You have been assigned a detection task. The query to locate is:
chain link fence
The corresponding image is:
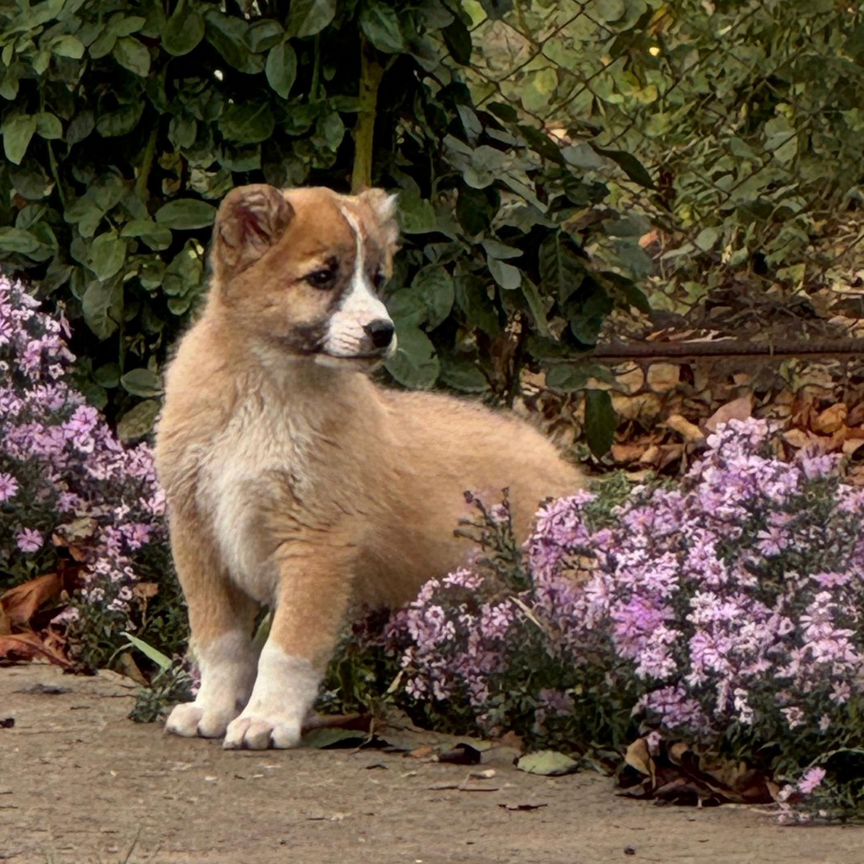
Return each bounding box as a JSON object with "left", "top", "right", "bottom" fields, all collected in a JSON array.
[{"left": 453, "top": 0, "right": 864, "bottom": 470}]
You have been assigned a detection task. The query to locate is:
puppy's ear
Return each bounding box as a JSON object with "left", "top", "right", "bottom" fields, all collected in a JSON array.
[
  {"left": 358, "top": 188, "right": 399, "bottom": 251},
  {"left": 215, "top": 184, "right": 294, "bottom": 273}
]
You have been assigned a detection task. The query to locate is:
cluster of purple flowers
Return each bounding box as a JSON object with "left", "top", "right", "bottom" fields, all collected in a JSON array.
[
  {"left": 0, "top": 276, "right": 166, "bottom": 633},
  {"left": 390, "top": 416, "right": 864, "bottom": 795}
]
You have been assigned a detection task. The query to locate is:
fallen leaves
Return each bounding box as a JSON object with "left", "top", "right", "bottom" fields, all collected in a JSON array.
[
  {"left": 516, "top": 750, "right": 580, "bottom": 777},
  {"left": 0, "top": 573, "right": 72, "bottom": 668},
  {"left": 619, "top": 734, "right": 776, "bottom": 806}
]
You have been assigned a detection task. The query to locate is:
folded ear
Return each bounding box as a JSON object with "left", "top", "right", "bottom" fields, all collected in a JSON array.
[
  {"left": 358, "top": 188, "right": 399, "bottom": 251},
  {"left": 215, "top": 184, "right": 294, "bottom": 273}
]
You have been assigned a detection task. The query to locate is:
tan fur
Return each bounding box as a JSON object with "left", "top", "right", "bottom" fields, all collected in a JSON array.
[{"left": 155, "top": 184, "right": 585, "bottom": 749}]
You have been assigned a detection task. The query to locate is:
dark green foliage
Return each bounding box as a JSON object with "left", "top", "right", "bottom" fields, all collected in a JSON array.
[{"left": 0, "top": 0, "right": 644, "bottom": 448}]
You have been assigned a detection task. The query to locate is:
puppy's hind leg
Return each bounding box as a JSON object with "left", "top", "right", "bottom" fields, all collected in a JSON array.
[
  {"left": 223, "top": 548, "right": 353, "bottom": 750},
  {"left": 164, "top": 520, "right": 260, "bottom": 740}
]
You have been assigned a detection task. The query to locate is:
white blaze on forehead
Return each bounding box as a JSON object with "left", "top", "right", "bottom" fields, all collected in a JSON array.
[{"left": 327, "top": 207, "right": 390, "bottom": 356}]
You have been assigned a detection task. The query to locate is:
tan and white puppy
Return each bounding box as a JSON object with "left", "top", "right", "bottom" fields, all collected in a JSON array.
[{"left": 155, "top": 184, "right": 584, "bottom": 750}]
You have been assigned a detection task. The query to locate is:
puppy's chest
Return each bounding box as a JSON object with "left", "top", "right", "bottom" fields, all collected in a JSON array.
[{"left": 198, "top": 400, "right": 313, "bottom": 586}]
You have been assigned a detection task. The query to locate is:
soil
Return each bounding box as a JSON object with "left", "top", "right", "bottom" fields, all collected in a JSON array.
[{"left": 0, "top": 665, "right": 861, "bottom": 864}]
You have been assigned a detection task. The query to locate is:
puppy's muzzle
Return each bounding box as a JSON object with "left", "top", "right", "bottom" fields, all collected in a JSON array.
[{"left": 363, "top": 319, "right": 395, "bottom": 352}]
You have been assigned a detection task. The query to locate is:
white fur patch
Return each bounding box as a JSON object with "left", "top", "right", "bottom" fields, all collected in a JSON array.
[
  {"left": 165, "top": 630, "right": 258, "bottom": 739},
  {"left": 198, "top": 387, "right": 315, "bottom": 604},
  {"left": 323, "top": 209, "right": 394, "bottom": 359},
  {"left": 223, "top": 644, "right": 321, "bottom": 749}
]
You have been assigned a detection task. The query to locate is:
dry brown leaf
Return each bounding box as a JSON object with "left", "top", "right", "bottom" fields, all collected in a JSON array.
[
  {"left": 0, "top": 631, "right": 72, "bottom": 668},
  {"left": 647, "top": 363, "right": 680, "bottom": 394},
  {"left": 812, "top": 403, "right": 848, "bottom": 435},
  {"left": 666, "top": 414, "right": 704, "bottom": 443},
  {"left": 704, "top": 394, "right": 753, "bottom": 432},
  {"left": 0, "top": 574, "right": 62, "bottom": 628},
  {"left": 638, "top": 444, "right": 661, "bottom": 466},
  {"left": 624, "top": 738, "right": 655, "bottom": 785},
  {"left": 843, "top": 438, "right": 864, "bottom": 457},
  {"left": 611, "top": 393, "right": 663, "bottom": 423},
  {"left": 782, "top": 428, "right": 811, "bottom": 449},
  {"left": 611, "top": 444, "right": 648, "bottom": 464},
  {"left": 132, "top": 582, "right": 159, "bottom": 600},
  {"left": 657, "top": 444, "right": 684, "bottom": 470}
]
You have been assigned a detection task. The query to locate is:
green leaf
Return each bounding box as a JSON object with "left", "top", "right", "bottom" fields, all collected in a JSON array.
[
  {"left": 385, "top": 324, "right": 440, "bottom": 389},
  {"left": 113, "top": 36, "right": 151, "bottom": 76},
  {"left": 594, "top": 146, "right": 655, "bottom": 188},
  {"left": 317, "top": 111, "right": 345, "bottom": 150},
  {"left": 117, "top": 399, "right": 161, "bottom": 441},
  {"left": 109, "top": 15, "right": 147, "bottom": 37},
  {"left": 539, "top": 232, "right": 585, "bottom": 303},
  {"left": 121, "top": 219, "right": 172, "bottom": 251},
  {"left": 122, "top": 632, "right": 172, "bottom": 671},
  {"left": 2, "top": 115, "right": 37, "bottom": 165},
  {"left": 265, "top": 40, "right": 297, "bottom": 99},
  {"left": 399, "top": 191, "right": 437, "bottom": 234},
  {"left": 694, "top": 226, "right": 721, "bottom": 252},
  {"left": 585, "top": 389, "right": 616, "bottom": 458},
  {"left": 439, "top": 356, "right": 489, "bottom": 393},
  {"left": 442, "top": 19, "right": 472, "bottom": 65},
  {"left": 0, "top": 227, "right": 40, "bottom": 254},
  {"left": 88, "top": 233, "right": 127, "bottom": 281},
  {"left": 479, "top": 0, "right": 514, "bottom": 19},
  {"left": 516, "top": 751, "right": 579, "bottom": 776},
  {"left": 51, "top": 35, "right": 85, "bottom": 59},
  {"left": 206, "top": 12, "right": 261, "bottom": 73},
  {"left": 546, "top": 364, "right": 591, "bottom": 392},
  {"left": 220, "top": 102, "right": 275, "bottom": 144},
  {"left": 67, "top": 111, "right": 95, "bottom": 146},
  {"left": 89, "top": 28, "right": 118, "bottom": 59},
  {"left": 120, "top": 368, "right": 163, "bottom": 398},
  {"left": 482, "top": 239, "right": 522, "bottom": 260},
  {"left": 96, "top": 103, "right": 144, "bottom": 138},
  {"left": 456, "top": 186, "right": 498, "bottom": 235},
  {"left": 247, "top": 19, "right": 284, "bottom": 52},
  {"left": 406, "top": 265, "right": 455, "bottom": 329},
  {"left": 519, "top": 278, "right": 551, "bottom": 337},
  {"left": 35, "top": 112, "right": 62, "bottom": 140},
  {"left": 360, "top": 2, "right": 405, "bottom": 54},
  {"left": 164, "top": 2, "right": 205, "bottom": 56},
  {"left": 487, "top": 257, "right": 521, "bottom": 291},
  {"left": 155, "top": 199, "right": 217, "bottom": 230},
  {"left": 82, "top": 278, "right": 123, "bottom": 340},
  {"left": 94, "top": 363, "right": 120, "bottom": 388},
  {"left": 286, "top": 0, "right": 337, "bottom": 37}
]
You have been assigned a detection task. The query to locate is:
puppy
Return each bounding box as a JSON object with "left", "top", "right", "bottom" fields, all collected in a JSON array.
[{"left": 154, "top": 184, "right": 584, "bottom": 749}]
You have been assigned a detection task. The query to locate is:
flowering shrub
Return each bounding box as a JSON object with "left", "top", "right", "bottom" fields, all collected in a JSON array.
[
  {"left": 387, "top": 420, "right": 864, "bottom": 815},
  {"left": 0, "top": 276, "right": 183, "bottom": 667}
]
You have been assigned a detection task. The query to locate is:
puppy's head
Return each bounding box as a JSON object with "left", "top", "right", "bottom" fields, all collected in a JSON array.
[{"left": 211, "top": 184, "right": 399, "bottom": 368}]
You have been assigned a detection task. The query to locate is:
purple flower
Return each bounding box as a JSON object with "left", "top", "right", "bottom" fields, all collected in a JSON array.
[
  {"left": 797, "top": 767, "right": 826, "bottom": 796},
  {"left": 0, "top": 471, "right": 18, "bottom": 502},
  {"left": 16, "top": 528, "right": 44, "bottom": 553}
]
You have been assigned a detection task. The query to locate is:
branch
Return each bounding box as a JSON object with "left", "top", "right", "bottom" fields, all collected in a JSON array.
[
  {"left": 351, "top": 39, "right": 384, "bottom": 193},
  {"left": 590, "top": 339, "right": 864, "bottom": 363}
]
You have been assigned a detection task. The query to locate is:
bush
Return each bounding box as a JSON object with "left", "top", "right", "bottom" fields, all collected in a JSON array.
[
  {"left": 385, "top": 418, "right": 864, "bottom": 816},
  {"left": 0, "top": 275, "right": 183, "bottom": 668},
  {"left": 0, "top": 0, "right": 651, "bottom": 452}
]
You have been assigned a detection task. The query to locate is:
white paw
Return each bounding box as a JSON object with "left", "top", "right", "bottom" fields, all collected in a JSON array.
[
  {"left": 165, "top": 701, "right": 238, "bottom": 739},
  {"left": 223, "top": 713, "right": 302, "bottom": 750}
]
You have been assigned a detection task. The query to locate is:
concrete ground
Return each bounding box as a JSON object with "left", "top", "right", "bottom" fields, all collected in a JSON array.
[{"left": 0, "top": 664, "right": 861, "bottom": 864}]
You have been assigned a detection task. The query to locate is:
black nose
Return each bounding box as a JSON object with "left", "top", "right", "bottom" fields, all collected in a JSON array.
[{"left": 363, "top": 319, "right": 394, "bottom": 349}]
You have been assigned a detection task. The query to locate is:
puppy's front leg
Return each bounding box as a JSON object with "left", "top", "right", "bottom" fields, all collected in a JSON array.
[
  {"left": 223, "top": 550, "right": 353, "bottom": 750},
  {"left": 164, "top": 521, "right": 260, "bottom": 739}
]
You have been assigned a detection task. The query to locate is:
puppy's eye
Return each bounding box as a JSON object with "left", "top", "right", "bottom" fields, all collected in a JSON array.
[
  {"left": 306, "top": 268, "right": 335, "bottom": 288},
  {"left": 372, "top": 271, "right": 386, "bottom": 290}
]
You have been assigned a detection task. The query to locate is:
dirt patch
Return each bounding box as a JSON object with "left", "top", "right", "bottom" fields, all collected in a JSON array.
[{"left": 0, "top": 665, "right": 861, "bottom": 864}]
